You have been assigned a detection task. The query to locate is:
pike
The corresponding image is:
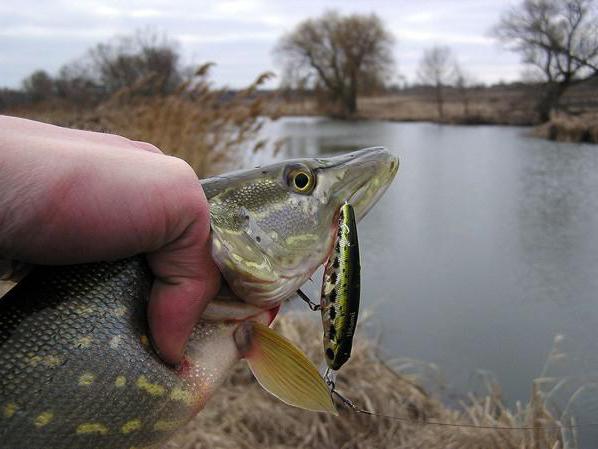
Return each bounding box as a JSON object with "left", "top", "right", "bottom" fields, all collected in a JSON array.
[{"left": 0, "top": 147, "right": 399, "bottom": 449}]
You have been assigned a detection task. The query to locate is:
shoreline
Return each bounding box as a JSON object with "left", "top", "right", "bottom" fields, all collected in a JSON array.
[
  {"left": 270, "top": 88, "right": 598, "bottom": 144},
  {"left": 272, "top": 110, "right": 598, "bottom": 144}
]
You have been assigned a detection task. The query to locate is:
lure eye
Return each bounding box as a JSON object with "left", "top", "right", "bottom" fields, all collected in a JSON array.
[{"left": 288, "top": 168, "right": 315, "bottom": 194}]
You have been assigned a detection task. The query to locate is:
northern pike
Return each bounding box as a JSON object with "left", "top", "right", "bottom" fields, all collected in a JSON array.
[{"left": 0, "top": 147, "right": 398, "bottom": 449}]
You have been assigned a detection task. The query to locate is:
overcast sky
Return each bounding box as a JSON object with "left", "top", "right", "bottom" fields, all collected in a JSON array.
[{"left": 0, "top": 0, "right": 523, "bottom": 89}]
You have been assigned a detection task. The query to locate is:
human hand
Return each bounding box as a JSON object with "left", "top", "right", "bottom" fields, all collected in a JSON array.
[{"left": 0, "top": 115, "right": 221, "bottom": 365}]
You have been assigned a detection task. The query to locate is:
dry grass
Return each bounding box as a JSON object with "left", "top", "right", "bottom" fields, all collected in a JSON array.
[
  {"left": 274, "top": 84, "right": 598, "bottom": 143},
  {"left": 274, "top": 87, "right": 539, "bottom": 127},
  {"left": 167, "top": 312, "right": 571, "bottom": 449},
  {"left": 532, "top": 112, "right": 598, "bottom": 144},
  {"left": 6, "top": 64, "right": 278, "bottom": 177},
  {"left": 356, "top": 93, "right": 536, "bottom": 126}
]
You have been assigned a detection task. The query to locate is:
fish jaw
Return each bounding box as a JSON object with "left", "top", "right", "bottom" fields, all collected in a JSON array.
[{"left": 204, "top": 147, "right": 398, "bottom": 307}]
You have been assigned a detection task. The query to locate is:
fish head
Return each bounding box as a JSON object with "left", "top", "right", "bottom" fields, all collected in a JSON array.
[{"left": 202, "top": 147, "right": 398, "bottom": 306}]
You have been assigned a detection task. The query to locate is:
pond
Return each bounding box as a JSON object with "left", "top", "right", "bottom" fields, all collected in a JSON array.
[{"left": 258, "top": 116, "right": 598, "bottom": 443}]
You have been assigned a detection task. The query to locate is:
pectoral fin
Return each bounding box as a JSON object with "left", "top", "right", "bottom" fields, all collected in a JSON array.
[{"left": 234, "top": 321, "right": 337, "bottom": 414}]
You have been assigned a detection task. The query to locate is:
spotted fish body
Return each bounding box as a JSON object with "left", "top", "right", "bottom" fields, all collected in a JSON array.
[
  {"left": 0, "top": 148, "right": 398, "bottom": 449},
  {"left": 321, "top": 203, "right": 360, "bottom": 371},
  {"left": 0, "top": 257, "right": 259, "bottom": 449}
]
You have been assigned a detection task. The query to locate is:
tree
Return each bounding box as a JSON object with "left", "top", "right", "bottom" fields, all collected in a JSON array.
[
  {"left": 417, "top": 46, "right": 456, "bottom": 119},
  {"left": 275, "top": 11, "right": 395, "bottom": 117},
  {"left": 491, "top": 0, "right": 598, "bottom": 121},
  {"left": 453, "top": 63, "right": 475, "bottom": 118},
  {"left": 88, "top": 29, "right": 182, "bottom": 96},
  {"left": 22, "top": 70, "right": 54, "bottom": 102}
]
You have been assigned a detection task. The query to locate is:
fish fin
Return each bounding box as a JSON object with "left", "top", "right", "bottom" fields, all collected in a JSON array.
[{"left": 234, "top": 321, "right": 337, "bottom": 415}]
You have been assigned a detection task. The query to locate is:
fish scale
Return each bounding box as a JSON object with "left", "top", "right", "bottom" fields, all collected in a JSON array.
[{"left": 0, "top": 257, "right": 198, "bottom": 449}]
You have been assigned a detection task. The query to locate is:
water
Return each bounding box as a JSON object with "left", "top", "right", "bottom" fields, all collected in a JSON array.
[{"left": 258, "top": 116, "right": 598, "bottom": 442}]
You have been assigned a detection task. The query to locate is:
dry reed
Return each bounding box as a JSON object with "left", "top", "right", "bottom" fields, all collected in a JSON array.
[
  {"left": 532, "top": 112, "right": 598, "bottom": 144},
  {"left": 274, "top": 88, "right": 539, "bottom": 127},
  {"left": 167, "top": 312, "right": 571, "bottom": 449},
  {"left": 6, "top": 64, "right": 278, "bottom": 177}
]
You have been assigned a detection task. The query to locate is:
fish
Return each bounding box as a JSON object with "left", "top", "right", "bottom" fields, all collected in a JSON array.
[
  {"left": 0, "top": 147, "right": 399, "bottom": 449},
  {"left": 321, "top": 202, "right": 360, "bottom": 371}
]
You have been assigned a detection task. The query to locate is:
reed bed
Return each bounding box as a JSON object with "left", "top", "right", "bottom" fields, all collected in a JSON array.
[
  {"left": 167, "top": 312, "right": 572, "bottom": 449},
  {"left": 6, "top": 64, "right": 278, "bottom": 177},
  {"left": 532, "top": 112, "right": 598, "bottom": 144},
  {"left": 274, "top": 89, "right": 539, "bottom": 126}
]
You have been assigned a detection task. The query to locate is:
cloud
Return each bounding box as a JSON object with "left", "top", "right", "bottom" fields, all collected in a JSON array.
[{"left": 0, "top": 0, "right": 521, "bottom": 88}]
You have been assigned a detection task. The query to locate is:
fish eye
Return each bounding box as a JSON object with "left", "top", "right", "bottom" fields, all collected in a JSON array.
[{"left": 287, "top": 168, "right": 315, "bottom": 194}]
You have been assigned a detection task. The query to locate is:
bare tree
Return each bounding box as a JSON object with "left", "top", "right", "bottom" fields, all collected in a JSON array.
[
  {"left": 54, "top": 59, "right": 103, "bottom": 105},
  {"left": 417, "top": 46, "right": 456, "bottom": 119},
  {"left": 275, "top": 11, "right": 395, "bottom": 117},
  {"left": 88, "top": 29, "right": 182, "bottom": 95},
  {"left": 22, "top": 70, "right": 54, "bottom": 102},
  {"left": 491, "top": 0, "right": 598, "bottom": 121},
  {"left": 453, "top": 63, "right": 475, "bottom": 118}
]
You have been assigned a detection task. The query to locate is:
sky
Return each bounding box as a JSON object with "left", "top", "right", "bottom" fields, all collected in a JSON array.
[{"left": 0, "top": 0, "right": 524, "bottom": 89}]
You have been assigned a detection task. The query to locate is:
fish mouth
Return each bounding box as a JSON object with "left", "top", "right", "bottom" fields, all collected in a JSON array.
[{"left": 320, "top": 147, "right": 399, "bottom": 222}]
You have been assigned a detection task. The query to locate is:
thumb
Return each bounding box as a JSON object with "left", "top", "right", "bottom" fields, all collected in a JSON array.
[{"left": 146, "top": 199, "right": 221, "bottom": 366}]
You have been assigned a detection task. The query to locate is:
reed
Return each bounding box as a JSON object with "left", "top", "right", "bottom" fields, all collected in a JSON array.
[
  {"left": 5, "top": 65, "right": 277, "bottom": 177},
  {"left": 532, "top": 112, "right": 598, "bottom": 144},
  {"left": 168, "top": 312, "right": 571, "bottom": 449}
]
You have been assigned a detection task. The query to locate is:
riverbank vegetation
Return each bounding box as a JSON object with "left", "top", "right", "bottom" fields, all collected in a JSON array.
[
  {"left": 0, "top": 32, "right": 274, "bottom": 177},
  {"left": 274, "top": 77, "right": 598, "bottom": 137},
  {"left": 271, "top": 0, "right": 598, "bottom": 142},
  {"left": 3, "top": 1, "right": 598, "bottom": 143},
  {"left": 169, "top": 313, "right": 573, "bottom": 449}
]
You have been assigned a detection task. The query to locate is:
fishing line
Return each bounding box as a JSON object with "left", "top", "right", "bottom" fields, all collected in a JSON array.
[
  {"left": 327, "top": 381, "right": 593, "bottom": 431},
  {"left": 297, "top": 288, "right": 321, "bottom": 311}
]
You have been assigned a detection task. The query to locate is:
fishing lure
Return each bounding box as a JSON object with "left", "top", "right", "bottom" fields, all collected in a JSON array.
[
  {"left": 320, "top": 202, "right": 360, "bottom": 371},
  {"left": 298, "top": 202, "right": 361, "bottom": 372}
]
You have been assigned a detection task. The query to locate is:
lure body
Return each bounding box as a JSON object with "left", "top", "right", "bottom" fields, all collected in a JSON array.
[{"left": 320, "top": 203, "right": 360, "bottom": 371}]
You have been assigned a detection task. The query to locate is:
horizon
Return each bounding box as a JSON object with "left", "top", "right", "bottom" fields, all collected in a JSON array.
[{"left": 0, "top": 0, "right": 523, "bottom": 90}]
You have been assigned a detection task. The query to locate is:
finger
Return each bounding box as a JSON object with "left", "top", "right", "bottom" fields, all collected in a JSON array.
[{"left": 148, "top": 271, "right": 220, "bottom": 365}]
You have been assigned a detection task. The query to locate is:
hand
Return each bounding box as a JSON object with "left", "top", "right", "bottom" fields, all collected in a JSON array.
[{"left": 0, "top": 115, "right": 221, "bottom": 365}]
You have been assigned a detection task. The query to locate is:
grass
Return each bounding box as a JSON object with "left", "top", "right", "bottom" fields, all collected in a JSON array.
[
  {"left": 532, "top": 112, "right": 598, "bottom": 144},
  {"left": 166, "top": 312, "right": 572, "bottom": 449},
  {"left": 275, "top": 86, "right": 540, "bottom": 126},
  {"left": 4, "top": 64, "right": 277, "bottom": 177},
  {"left": 274, "top": 83, "right": 598, "bottom": 143}
]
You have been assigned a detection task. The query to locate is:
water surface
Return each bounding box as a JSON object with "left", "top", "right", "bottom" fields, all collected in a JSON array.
[{"left": 258, "top": 117, "right": 598, "bottom": 442}]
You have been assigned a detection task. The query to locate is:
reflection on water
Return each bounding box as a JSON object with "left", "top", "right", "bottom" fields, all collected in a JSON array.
[{"left": 258, "top": 117, "right": 598, "bottom": 445}]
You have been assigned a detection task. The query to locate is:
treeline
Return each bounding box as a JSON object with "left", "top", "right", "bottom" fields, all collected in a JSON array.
[
  {"left": 275, "top": 0, "right": 598, "bottom": 121},
  {"left": 0, "top": 30, "right": 184, "bottom": 110},
  {"left": 3, "top": 0, "right": 598, "bottom": 125}
]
